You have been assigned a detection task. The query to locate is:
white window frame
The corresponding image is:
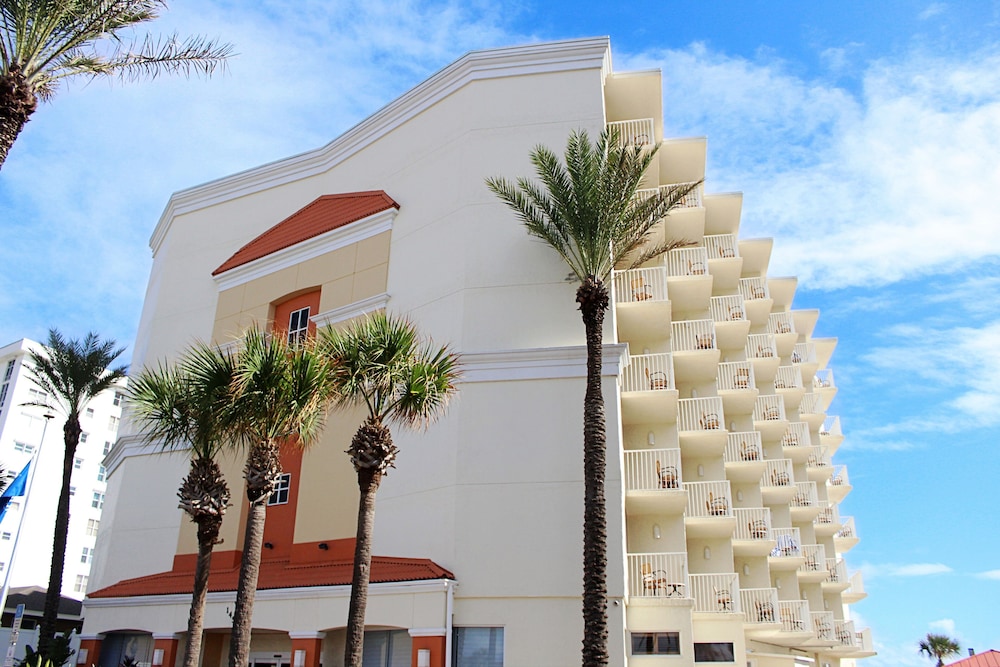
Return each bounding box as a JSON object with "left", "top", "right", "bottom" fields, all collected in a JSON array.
[{"left": 267, "top": 473, "right": 292, "bottom": 506}]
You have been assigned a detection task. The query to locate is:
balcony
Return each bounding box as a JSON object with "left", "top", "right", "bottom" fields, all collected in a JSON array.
[
  {"left": 797, "top": 544, "right": 828, "bottom": 583},
  {"left": 620, "top": 353, "right": 677, "bottom": 424},
  {"left": 855, "top": 627, "right": 877, "bottom": 657},
  {"left": 769, "top": 527, "right": 804, "bottom": 569},
  {"left": 761, "top": 459, "right": 796, "bottom": 503},
  {"left": 768, "top": 312, "right": 798, "bottom": 357},
  {"left": 690, "top": 572, "right": 741, "bottom": 613},
  {"left": 792, "top": 341, "right": 817, "bottom": 368},
  {"left": 746, "top": 334, "right": 780, "bottom": 382},
  {"left": 709, "top": 294, "right": 750, "bottom": 350},
  {"left": 775, "top": 600, "right": 812, "bottom": 641},
  {"left": 780, "top": 422, "right": 812, "bottom": 455},
  {"left": 685, "top": 480, "right": 736, "bottom": 537},
  {"left": 635, "top": 183, "right": 705, "bottom": 254},
  {"left": 733, "top": 507, "right": 775, "bottom": 556},
  {"left": 833, "top": 619, "right": 858, "bottom": 651},
  {"left": 805, "top": 447, "right": 833, "bottom": 482},
  {"left": 627, "top": 552, "right": 689, "bottom": 601},
  {"left": 819, "top": 415, "right": 844, "bottom": 452},
  {"left": 814, "top": 503, "right": 842, "bottom": 536},
  {"left": 843, "top": 570, "right": 868, "bottom": 603},
  {"left": 813, "top": 368, "right": 836, "bottom": 392},
  {"left": 671, "top": 319, "right": 720, "bottom": 380},
  {"left": 678, "top": 397, "right": 726, "bottom": 455},
  {"left": 723, "top": 431, "right": 765, "bottom": 482},
  {"left": 717, "top": 361, "right": 758, "bottom": 414},
  {"left": 705, "top": 233, "right": 742, "bottom": 291},
  {"left": 739, "top": 277, "right": 773, "bottom": 326},
  {"left": 741, "top": 587, "right": 780, "bottom": 628},
  {"left": 607, "top": 118, "right": 654, "bottom": 148},
  {"left": 797, "top": 393, "right": 826, "bottom": 429},
  {"left": 624, "top": 448, "right": 687, "bottom": 515},
  {"left": 636, "top": 182, "right": 702, "bottom": 210},
  {"left": 811, "top": 611, "right": 838, "bottom": 646},
  {"left": 790, "top": 482, "right": 820, "bottom": 521},
  {"left": 753, "top": 394, "right": 788, "bottom": 439},
  {"left": 828, "top": 466, "right": 852, "bottom": 502},
  {"left": 665, "top": 247, "right": 712, "bottom": 311},
  {"left": 612, "top": 267, "right": 670, "bottom": 342},
  {"left": 834, "top": 516, "right": 860, "bottom": 552},
  {"left": 823, "top": 558, "right": 851, "bottom": 593}
]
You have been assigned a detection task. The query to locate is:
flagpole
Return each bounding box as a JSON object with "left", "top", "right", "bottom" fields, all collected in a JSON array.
[{"left": 0, "top": 412, "right": 54, "bottom": 625}]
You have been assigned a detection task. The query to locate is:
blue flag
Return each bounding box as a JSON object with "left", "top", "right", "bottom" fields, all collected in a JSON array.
[{"left": 0, "top": 461, "right": 31, "bottom": 523}]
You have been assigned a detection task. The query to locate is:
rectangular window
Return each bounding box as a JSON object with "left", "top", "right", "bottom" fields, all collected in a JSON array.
[
  {"left": 80, "top": 432, "right": 89, "bottom": 444},
  {"left": 0, "top": 562, "right": 5, "bottom": 572},
  {"left": 267, "top": 473, "right": 291, "bottom": 506},
  {"left": 27, "top": 387, "right": 47, "bottom": 402},
  {"left": 97, "top": 465, "right": 106, "bottom": 482},
  {"left": 86, "top": 519, "right": 100, "bottom": 536},
  {"left": 1, "top": 533, "right": 10, "bottom": 541},
  {"left": 92, "top": 492, "right": 104, "bottom": 509},
  {"left": 81, "top": 547, "right": 93, "bottom": 564},
  {"left": 0, "top": 384, "right": 9, "bottom": 409},
  {"left": 74, "top": 457, "right": 83, "bottom": 469},
  {"left": 453, "top": 628, "right": 504, "bottom": 667},
  {"left": 694, "top": 642, "right": 735, "bottom": 662},
  {"left": 113, "top": 392, "right": 124, "bottom": 407},
  {"left": 13, "top": 441, "right": 34, "bottom": 454},
  {"left": 74, "top": 575, "right": 88, "bottom": 592},
  {"left": 631, "top": 632, "right": 681, "bottom": 656},
  {"left": 287, "top": 307, "right": 310, "bottom": 345},
  {"left": 69, "top": 486, "right": 76, "bottom": 496},
  {"left": 2, "top": 360, "right": 13, "bottom": 382},
  {"left": 108, "top": 415, "right": 120, "bottom": 430},
  {"left": 362, "top": 629, "right": 411, "bottom": 667},
  {"left": 103, "top": 441, "right": 112, "bottom": 456},
  {"left": 85, "top": 408, "right": 94, "bottom": 418}
]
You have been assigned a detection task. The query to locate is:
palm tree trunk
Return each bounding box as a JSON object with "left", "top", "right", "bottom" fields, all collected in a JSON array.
[
  {"left": 228, "top": 500, "right": 266, "bottom": 667},
  {"left": 0, "top": 67, "right": 37, "bottom": 170},
  {"left": 38, "top": 418, "right": 81, "bottom": 660},
  {"left": 577, "top": 277, "right": 609, "bottom": 667},
  {"left": 184, "top": 517, "right": 222, "bottom": 667},
  {"left": 343, "top": 466, "right": 381, "bottom": 667}
]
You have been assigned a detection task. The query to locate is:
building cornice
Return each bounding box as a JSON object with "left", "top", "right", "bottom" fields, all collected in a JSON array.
[
  {"left": 458, "top": 343, "right": 627, "bottom": 383},
  {"left": 149, "top": 37, "right": 611, "bottom": 256},
  {"left": 311, "top": 292, "right": 390, "bottom": 329}
]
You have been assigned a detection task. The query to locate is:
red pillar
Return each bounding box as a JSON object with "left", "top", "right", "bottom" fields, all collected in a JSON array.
[
  {"left": 152, "top": 636, "right": 180, "bottom": 667},
  {"left": 78, "top": 637, "right": 103, "bottom": 666},
  {"left": 289, "top": 632, "right": 326, "bottom": 667},
  {"left": 408, "top": 631, "right": 446, "bottom": 667}
]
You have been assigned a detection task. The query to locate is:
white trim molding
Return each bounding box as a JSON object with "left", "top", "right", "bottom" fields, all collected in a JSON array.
[
  {"left": 458, "top": 343, "right": 627, "bottom": 383},
  {"left": 408, "top": 628, "right": 447, "bottom": 638},
  {"left": 288, "top": 632, "right": 328, "bottom": 640},
  {"left": 312, "top": 292, "right": 390, "bottom": 328}
]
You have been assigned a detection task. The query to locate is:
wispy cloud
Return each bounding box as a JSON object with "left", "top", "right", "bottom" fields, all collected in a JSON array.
[
  {"left": 975, "top": 569, "right": 1000, "bottom": 580},
  {"left": 919, "top": 3, "right": 948, "bottom": 21},
  {"left": 861, "top": 562, "right": 954, "bottom": 579},
  {"left": 930, "top": 618, "right": 958, "bottom": 635}
]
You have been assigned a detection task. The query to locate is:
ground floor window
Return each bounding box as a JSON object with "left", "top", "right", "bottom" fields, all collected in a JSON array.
[
  {"left": 98, "top": 632, "right": 153, "bottom": 667},
  {"left": 362, "top": 629, "right": 411, "bottom": 667},
  {"left": 453, "top": 627, "right": 503, "bottom": 667},
  {"left": 694, "top": 642, "right": 735, "bottom": 662},
  {"left": 631, "top": 632, "right": 680, "bottom": 655}
]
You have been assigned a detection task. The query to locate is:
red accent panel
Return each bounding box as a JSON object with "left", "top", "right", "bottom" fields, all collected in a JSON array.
[
  {"left": 153, "top": 638, "right": 179, "bottom": 667},
  {"left": 78, "top": 639, "right": 102, "bottom": 666},
  {"left": 411, "top": 635, "right": 446, "bottom": 667},
  {"left": 290, "top": 637, "right": 323, "bottom": 667}
]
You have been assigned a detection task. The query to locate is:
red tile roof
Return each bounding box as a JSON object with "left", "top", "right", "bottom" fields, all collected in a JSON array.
[
  {"left": 212, "top": 191, "right": 399, "bottom": 276},
  {"left": 87, "top": 554, "right": 453, "bottom": 599},
  {"left": 948, "top": 651, "right": 1000, "bottom": 667}
]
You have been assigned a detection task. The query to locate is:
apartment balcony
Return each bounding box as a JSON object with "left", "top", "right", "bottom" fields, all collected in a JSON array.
[
  {"left": 832, "top": 619, "right": 858, "bottom": 652},
  {"left": 761, "top": 459, "right": 796, "bottom": 503},
  {"left": 780, "top": 422, "right": 812, "bottom": 456},
  {"left": 636, "top": 183, "right": 706, "bottom": 253},
  {"left": 811, "top": 611, "right": 839, "bottom": 647},
  {"left": 834, "top": 516, "right": 860, "bottom": 552},
  {"left": 733, "top": 507, "right": 775, "bottom": 556},
  {"left": 607, "top": 118, "right": 655, "bottom": 148},
  {"left": 612, "top": 267, "right": 670, "bottom": 342},
  {"left": 854, "top": 627, "right": 877, "bottom": 657},
  {"left": 705, "top": 233, "right": 742, "bottom": 291},
  {"left": 627, "top": 552, "right": 690, "bottom": 602},
  {"left": 710, "top": 294, "right": 751, "bottom": 349},
  {"left": 790, "top": 482, "right": 820, "bottom": 521},
  {"left": 797, "top": 544, "right": 828, "bottom": 583},
  {"left": 819, "top": 415, "right": 844, "bottom": 453},
  {"left": 723, "top": 431, "right": 766, "bottom": 482},
  {"left": 671, "top": 319, "right": 720, "bottom": 380},
  {"left": 739, "top": 277, "right": 773, "bottom": 326},
  {"left": 690, "top": 572, "right": 741, "bottom": 614},
  {"left": 624, "top": 448, "right": 687, "bottom": 515},
  {"left": 636, "top": 181, "right": 703, "bottom": 210},
  {"left": 741, "top": 587, "right": 780, "bottom": 630},
  {"left": 753, "top": 394, "right": 788, "bottom": 439},
  {"left": 798, "top": 393, "right": 826, "bottom": 429},
  {"left": 767, "top": 312, "right": 798, "bottom": 357},
  {"left": 621, "top": 353, "right": 677, "bottom": 424},
  {"left": 678, "top": 397, "right": 726, "bottom": 455},
  {"left": 685, "top": 480, "right": 736, "bottom": 537},
  {"left": 792, "top": 340, "right": 818, "bottom": 370},
  {"left": 746, "top": 334, "right": 780, "bottom": 382},
  {"left": 823, "top": 558, "right": 850, "bottom": 593},
  {"left": 772, "top": 600, "right": 812, "bottom": 644},
  {"left": 769, "top": 527, "right": 805, "bottom": 569},
  {"left": 814, "top": 503, "right": 842, "bottom": 536},
  {"left": 813, "top": 368, "right": 836, "bottom": 395},
  {"left": 843, "top": 571, "right": 868, "bottom": 603},
  {"left": 665, "top": 247, "right": 712, "bottom": 311},
  {"left": 828, "top": 465, "right": 852, "bottom": 503},
  {"left": 717, "top": 361, "right": 758, "bottom": 414},
  {"left": 805, "top": 447, "right": 834, "bottom": 482}
]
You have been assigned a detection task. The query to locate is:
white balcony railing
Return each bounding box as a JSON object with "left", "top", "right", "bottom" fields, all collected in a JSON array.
[
  {"left": 781, "top": 422, "right": 810, "bottom": 448},
  {"left": 834, "top": 619, "right": 858, "bottom": 648},
  {"left": 792, "top": 482, "right": 818, "bottom": 508},
  {"left": 739, "top": 277, "right": 769, "bottom": 301},
  {"left": 774, "top": 366, "right": 802, "bottom": 390},
  {"left": 813, "top": 368, "right": 835, "bottom": 389},
  {"left": 820, "top": 415, "right": 842, "bottom": 437},
  {"left": 812, "top": 611, "right": 836, "bottom": 642},
  {"left": 671, "top": 319, "right": 717, "bottom": 351},
  {"left": 847, "top": 571, "right": 867, "bottom": 598},
  {"left": 747, "top": 333, "right": 777, "bottom": 359},
  {"left": 771, "top": 527, "right": 801, "bottom": 558},
  {"left": 690, "top": 573, "right": 740, "bottom": 613},
  {"left": 792, "top": 342, "right": 816, "bottom": 365},
  {"left": 636, "top": 182, "right": 703, "bottom": 209},
  {"left": 826, "top": 558, "right": 848, "bottom": 585},
  {"left": 799, "top": 393, "right": 823, "bottom": 414},
  {"left": 800, "top": 544, "right": 827, "bottom": 573},
  {"left": 779, "top": 600, "right": 809, "bottom": 632},
  {"left": 627, "top": 552, "right": 689, "bottom": 598},
  {"left": 815, "top": 503, "right": 841, "bottom": 526},
  {"left": 763, "top": 459, "right": 794, "bottom": 488},
  {"left": 685, "top": 480, "right": 732, "bottom": 518},
  {"left": 705, "top": 233, "right": 739, "bottom": 259},
  {"left": 836, "top": 516, "right": 858, "bottom": 540},
  {"left": 710, "top": 294, "right": 747, "bottom": 322},
  {"left": 857, "top": 627, "right": 875, "bottom": 652},
  {"left": 768, "top": 312, "right": 796, "bottom": 335},
  {"left": 741, "top": 588, "right": 779, "bottom": 624},
  {"left": 725, "top": 431, "right": 762, "bottom": 463},
  {"left": 718, "top": 361, "right": 755, "bottom": 391},
  {"left": 613, "top": 267, "right": 668, "bottom": 305},
  {"left": 624, "top": 448, "right": 683, "bottom": 491},
  {"left": 678, "top": 397, "right": 725, "bottom": 432},
  {"left": 806, "top": 446, "right": 832, "bottom": 469},
  {"left": 734, "top": 507, "right": 771, "bottom": 541},
  {"left": 666, "top": 246, "right": 710, "bottom": 278},
  {"left": 607, "top": 118, "right": 654, "bottom": 147},
  {"left": 754, "top": 395, "right": 785, "bottom": 421},
  {"left": 622, "top": 353, "right": 674, "bottom": 393},
  {"left": 830, "top": 465, "right": 850, "bottom": 488}
]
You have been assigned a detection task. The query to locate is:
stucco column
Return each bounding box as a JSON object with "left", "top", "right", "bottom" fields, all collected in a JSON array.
[
  {"left": 408, "top": 628, "right": 446, "bottom": 667},
  {"left": 289, "top": 631, "right": 326, "bottom": 667},
  {"left": 152, "top": 634, "right": 180, "bottom": 667},
  {"left": 77, "top": 636, "right": 103, "bottom": 666}
]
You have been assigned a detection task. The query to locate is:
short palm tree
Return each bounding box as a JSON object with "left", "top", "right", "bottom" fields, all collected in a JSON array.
[
  {"left": 25, "top": 330, "right": 127, "bottom": 661},
  {"left": 919, "top": 633, "right": 961, "bottom": 666},
  {"left": 320, "top": 312, "right": 460, "bottom": 667},
  {"left": 0, "top": 0, "right": 232, "bottom": 168},
  {"left": 128, "top": 348, "right": 237, "bottom": 667},
  {"left": 226, "top": 329, "right": 338, "bottom": 667},
  {"left": 487, "top": 128, "right": 698, "bottom": 666}
]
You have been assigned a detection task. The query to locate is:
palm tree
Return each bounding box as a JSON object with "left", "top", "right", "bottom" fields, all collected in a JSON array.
[
  {"left": 0, "top": 0, "right": 232, "bottom": 168},
  {"left": 319, "top": 312, "right": 460, "bottom": 667},
  {"left": 919, "top": 633, "right": 961, "bottom": 666},
  {"left": 128, "top": 348, "right": 237, "bottom": 667},
  {"left": 486, "top": 129, "right": 699, "bottom": 666},
  {"left": 25, "top": 330, "right": 127, "bottom": 661},
  {"left": 226, "top": 329, "right": 338, "bottom": 667}
]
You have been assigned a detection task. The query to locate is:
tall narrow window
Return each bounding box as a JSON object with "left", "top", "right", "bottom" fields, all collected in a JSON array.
[
  {"left": 86, "top": 519, "right": 100, "bottom": 536},
  {"left": 81, "top": 547, "right": 93, "bottom": 564},
  {"left": 268, "top": 473, "right": 291, "bottom": 506},
  {"left": 74, "top": 575, "right": 88, "bottom": 592},
  {"left": 288, "top": 307, "right": 310, "bottom": 345},
  {"left": 97, "top": 465, "right": 106, "bottom": 482},
  {"left": 103, "top": 441, "right": 112, "bottom": 456},
  {"left": 453, "top": 628, "right": 504, "bottom": 667},
  {"left": 113, "top": 392, "right": 125, "bottom": 407},
  {"left": 108, "top": 415, "right": 120, "bottom": 430},
  {"left": 92, "top": 492, "right": 104, "bottom": 509}
]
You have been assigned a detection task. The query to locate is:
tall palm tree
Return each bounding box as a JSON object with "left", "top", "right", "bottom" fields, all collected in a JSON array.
[
  {"left": 919, "top": 633, "right": 961, "bottom": 666},
  {"left": 486, "top": 129, "right": 699, "bottom": 666},
  {"left": 0, "top": 0, "right": 232, "bottom": 168},
  {"left": 226, "top": 329, "right": 338, "bottom": 667},
  {"left": 319, "top": 312, "right": 460, "bottom": 667},
  {"left": 25, "top": 329, "right": 127, "bottom": 661},
  {"left": 128, "top": 348, "right": 237, "bottom": 667}
]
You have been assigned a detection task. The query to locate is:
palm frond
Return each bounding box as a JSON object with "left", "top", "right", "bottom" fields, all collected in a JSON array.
[{"left": 25, "top": 329, "right": 127, "bottom": 418}]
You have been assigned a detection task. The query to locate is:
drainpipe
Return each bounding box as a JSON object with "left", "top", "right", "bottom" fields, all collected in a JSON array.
[{"left": 444, "top": 580, "right": 454, "bottom": 667}]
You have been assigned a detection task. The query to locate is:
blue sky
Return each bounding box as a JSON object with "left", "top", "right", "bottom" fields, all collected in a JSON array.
[{"left": 2, "top": 1, "right": 998, "bottom": 664}]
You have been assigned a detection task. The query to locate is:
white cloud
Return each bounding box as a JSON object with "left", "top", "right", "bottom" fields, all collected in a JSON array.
[
  {"left": 930, "top": 618, "right": 957, "bottom": 635},
  {"left": 975, "top": 569, "right": 1000, "bottom": 580},
  {"left": 861, "top": 562, "right": 954, "bottom": 579},
  {"left": 919, "top": 3, "right": 948, "bottom": 20}
]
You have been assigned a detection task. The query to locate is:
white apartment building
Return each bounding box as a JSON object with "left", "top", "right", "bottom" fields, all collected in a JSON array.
[
  {"left": 0, "top": 338, "right": 122, "bottom": 601},
  {"left": 80, "top": 37, "right": 873, "bottom": 667}
]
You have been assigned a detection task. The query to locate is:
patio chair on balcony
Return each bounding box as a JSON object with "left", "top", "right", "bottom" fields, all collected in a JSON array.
[
  {"left": 632, "top": 133, "right": 650, "bottom": 146},
  {"left": 656, "top": 460, "right": 679, "bottom": 489},
  {"left": 763, "top": 405, "right": 781, "bottom": 420},
  {"left": 775, "top": 322, "right": 792, "bottom": 334},
  {"left": 806, "top": 454, "right": 819, "bottom": 467},
  {"left": 816, "top": 619, "right": 833, "bottom": 640},
  {"left": 751, "top": 286, "right": 767, "bottom": 299},
  {"left": 774, "top": 378, "right": 787, "bottom": 389},
  {"left": 696, "top": 333, "right": 715, "bottom": 350},
  {"left": 714, "top": 586, "right": 733, "bottom": 611},
  {"left": 837, "top": 628, "right": 853, "bottom": 645},
  {"left": 688, "top": 260, "right": 707, "bottom": 275},
  {"left": 748, "top": 519, "right": 768, "bottom": 539},
  {"left": 792, "top": 492, "right": 811, "bottom": 507},
  {"left": 740, "top": 441, "right": 759, "bottom": 461},
  {"left": 826, "top": 564, "right": 840, "bottom": 582},
  {"left": 781, "top": 431, "right": 799, "bottom": 447},
  {"left": 773, "top": 533, "right": 798, "bottom": 557},
  {"left": 734, "top": 368, "right": 751, "bottom": 389},
  {"left": 780, "top": 607, "right": 805, "bottom": 631},
  {"left": 756, "top": 345, "right": 775, "bottom": 358},
  {"left": 645, "top": 367, "right": 669, "bottom": 391},
  {"left": 706, "top": 492, "right": 729, "bottom": 516},
  {"left": 771, "top": 469, "right": 790, "bottom": 486},
  {"left": 792, "top": 351, "right": 803, "bottom": 363},
  {"left": 631, "top": 277, "right": 652, "bottom": 301},
  {"left": 804, "top": 552, "right": 820, "bottom": 571},
  {"left": 729, "top": 306, "right": 744, "bottom": 320},
  {"left": 755, "top": 600, "right": 775, "bottom": 623},
  {"left": 640, "top": 562, "right": 669, "bottom": 596},
  {"left": 699, "top": 413, "right": 720, "bottom": 430},
  {"left": 719, "top": 246, "right": 736, "bottom": 258}
]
